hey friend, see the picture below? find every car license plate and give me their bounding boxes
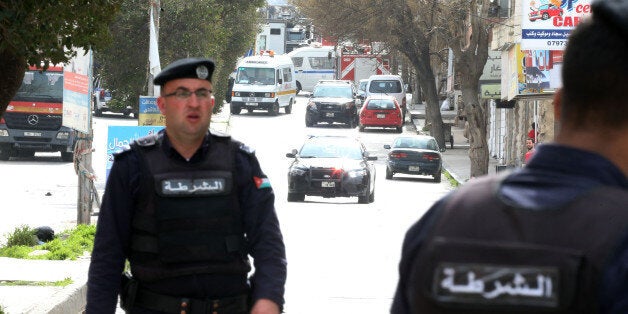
[322,181,335,187]
[326,112,335,117]
[409,166,420,171]
[246,102,258,106]
[377,114,386,119]
[24,131,42,137]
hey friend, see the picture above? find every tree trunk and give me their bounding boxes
[462,85,489,178]
[410,52,445,148]
[0,50,26,119]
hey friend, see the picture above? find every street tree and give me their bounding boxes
[439,0,492,177]
[0,0,123,118]
[94,0,264,113]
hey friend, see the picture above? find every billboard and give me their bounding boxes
[504,44,563,99]
[521,0,592,50]
[138,96,165,126]
[62,48,92,133]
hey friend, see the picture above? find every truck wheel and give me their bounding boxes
[61,151,74,162]
[285,99,293,114]
[95,108,103,117]
[0,145,13,161]
[296,82,302,95]
[231,104,241,115]
[268,101,279,116]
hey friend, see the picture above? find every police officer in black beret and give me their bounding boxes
[87,58,287,314]
[391,0,628,313]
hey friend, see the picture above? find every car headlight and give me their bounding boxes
[307,102,317,109]
[56,131,70,140]
[289,168,307,176]
[234,91,241,97]
[346,168,367,178]
[0,129,8,137]
[344,102,354,109]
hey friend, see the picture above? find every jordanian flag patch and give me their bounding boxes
[253,176,271,189]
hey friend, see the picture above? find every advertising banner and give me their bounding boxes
[505,44,564,98]
[521,0,592,50]
[105,125,164,179]
[62,48,92,133]
[138,96,165,126]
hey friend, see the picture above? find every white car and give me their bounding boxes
[365,74,407,122]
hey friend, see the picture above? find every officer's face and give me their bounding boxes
[158,78,214,143]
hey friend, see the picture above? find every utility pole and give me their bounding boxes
[77,49,97,225]
[148,0,161,96]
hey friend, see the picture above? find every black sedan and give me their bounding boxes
[384,135,443,182]
[286,135,376,203]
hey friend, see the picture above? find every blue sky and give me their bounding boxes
[267,0,288,5]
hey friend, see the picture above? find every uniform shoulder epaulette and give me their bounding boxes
[135,133,160,147]
[238,142,256,155]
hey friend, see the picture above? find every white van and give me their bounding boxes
[230,51,297,116]
[365,74,407,122]
[287,44,336,94]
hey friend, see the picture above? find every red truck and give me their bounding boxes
[0,65,77,161]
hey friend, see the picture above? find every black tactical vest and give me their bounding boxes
[408,176,628,314]
[128,133,251,282]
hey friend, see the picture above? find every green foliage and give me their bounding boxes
[0,277,72,287]
[94,0,266,113]
[5,225,38,247]
[0,224,96,260]
[0,0,123,66]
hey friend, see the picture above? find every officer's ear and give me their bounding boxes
[157,94,167,115]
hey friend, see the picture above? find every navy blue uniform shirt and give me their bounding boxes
[391,144,628,313]
[86,131,287,313]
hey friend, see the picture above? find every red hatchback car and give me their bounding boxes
[359,96,403,133]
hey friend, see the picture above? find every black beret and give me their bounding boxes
[592,0,628,40]
[153,57,215,86]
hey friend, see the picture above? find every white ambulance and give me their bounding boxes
[287,44,336,94]
[230,50,297,116]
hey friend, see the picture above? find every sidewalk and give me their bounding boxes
[408,103,499,184]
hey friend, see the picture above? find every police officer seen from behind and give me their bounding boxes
[87,58,287,314]
[391,0,628,313]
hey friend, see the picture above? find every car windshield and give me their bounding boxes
[393,137,438,150]
[299,139,363,159]
[236,67,275,85]
[313,85,353,98]
[369,80,402,93]
[366,99,396,109]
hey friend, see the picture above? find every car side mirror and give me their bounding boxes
[286,149,298,158]
[367,156,378,161]
[383,144,391,149]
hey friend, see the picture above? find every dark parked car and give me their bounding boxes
[286,135,376,203]
[384,135,443,182]
[305,80,359,128]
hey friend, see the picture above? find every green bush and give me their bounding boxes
[0,224,96,260]
[5,225,38,247]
